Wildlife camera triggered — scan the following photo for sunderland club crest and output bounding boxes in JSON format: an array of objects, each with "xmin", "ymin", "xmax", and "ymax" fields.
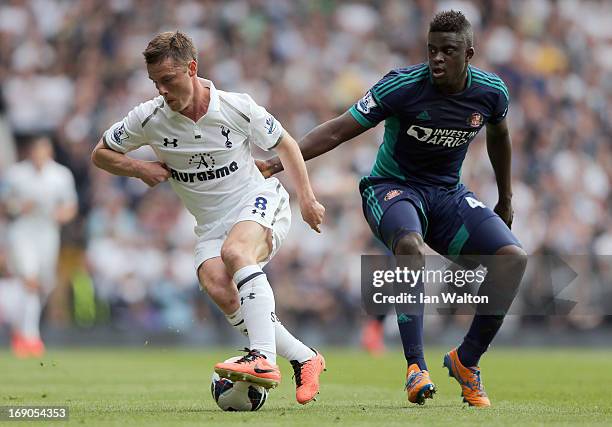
[{"xmin": 467, "ymin": 112, "xmax": 483, "ymax": 128}]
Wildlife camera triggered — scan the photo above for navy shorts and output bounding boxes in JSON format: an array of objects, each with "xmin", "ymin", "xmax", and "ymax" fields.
[{"xmin": 359, "ymin": 176, "xmax": 521, "ymax": 256}]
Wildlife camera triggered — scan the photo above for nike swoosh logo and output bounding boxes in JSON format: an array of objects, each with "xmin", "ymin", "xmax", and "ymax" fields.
[{"xmin": 254, "ymin": 365, "xmax": 275, "ymax": 374}]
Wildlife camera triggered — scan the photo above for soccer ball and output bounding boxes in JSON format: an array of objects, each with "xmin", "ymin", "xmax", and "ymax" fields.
[{"xmin": 211, "ymin": 372, "xmax": 268, "ymax": 411}]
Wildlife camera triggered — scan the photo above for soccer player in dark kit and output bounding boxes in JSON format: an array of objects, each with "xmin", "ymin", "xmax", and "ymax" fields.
[{"xmin": 259, "ymin": 10, "xmax": 527, "ymax": 407}]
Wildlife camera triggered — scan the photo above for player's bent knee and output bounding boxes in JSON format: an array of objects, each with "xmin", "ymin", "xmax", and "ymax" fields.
[
  {"xmin": 394, "ymin": 232, "xmax": 426, "ymax": 257},
  {"xmin": 493, "ymin": 245, "xmax": 528, "ymax": 272},
  {"xmin": 220, "ymin": 240, "xmax": 255, "ymax": 269},
  {"xmin": 495, "ymin": 244, "xmax": 527, "ymax": 261},
  {"xmin": 220, "ymin": 243, "xmax": 240, "ymax": 267},
  {"xmin": 495, "ymin": 244, "xmax": 526, "ymax": 256}
]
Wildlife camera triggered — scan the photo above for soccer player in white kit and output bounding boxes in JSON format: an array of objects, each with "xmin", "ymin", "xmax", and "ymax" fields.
[
  {"xmin": 92, "ymin": 31, "xmax": 326, "ymax": 404},
  {"xmin": 1, "ymin": 136, "xmax": 78, "ymax": 357}
]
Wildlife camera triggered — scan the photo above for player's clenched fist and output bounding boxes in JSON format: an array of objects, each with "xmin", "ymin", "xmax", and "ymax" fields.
[
  {"xmin": 299, "ymin": 198, "xmax": 325, "ymax": 233},
  {"xmin": 494, "ymin": 200, "xmax": 514, "ymax": 229},
  {"xmin": 254, "ymin": 159, "xmax": 273, "ymax": 178},
  {"xmin": 136, "ymin": 161, "xmax": 171, "ymax": 187}
]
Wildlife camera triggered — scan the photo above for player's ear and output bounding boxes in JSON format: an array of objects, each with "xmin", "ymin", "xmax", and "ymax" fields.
[
  {"xmin": 188, "ymin": 60, "xmax": 197, "ymax": 77},
  {"xmin": 465, "ymin": 47, "xmax": 475, "ymax": 62}
]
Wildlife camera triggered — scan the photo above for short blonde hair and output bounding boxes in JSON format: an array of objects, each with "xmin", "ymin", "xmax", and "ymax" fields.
[{"xmin": 142, "ymin": 31, "xmax": 197, "ymax": 65}]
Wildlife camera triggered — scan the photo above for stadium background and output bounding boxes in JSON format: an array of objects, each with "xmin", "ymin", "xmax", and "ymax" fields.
[{"xmin": 0, "ymin": 0, "xmax": 610, "ymax": 349}]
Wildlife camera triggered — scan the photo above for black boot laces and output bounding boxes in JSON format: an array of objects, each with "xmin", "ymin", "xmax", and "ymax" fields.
[
  {"xmin": 235, "ymin": 348, "xmax": 264, "ymax": 364},
  {"xmin": 290, "ymin": 359, "xmax": 305, "ymax": 386}
]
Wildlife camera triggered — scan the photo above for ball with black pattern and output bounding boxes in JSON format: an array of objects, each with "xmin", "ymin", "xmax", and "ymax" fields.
[{"xmin": 211, "ymin": 370, "xmax": 268, "ymax": 411}]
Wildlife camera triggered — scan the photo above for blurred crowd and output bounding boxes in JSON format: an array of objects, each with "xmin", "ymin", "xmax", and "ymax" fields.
[{"xmin": 0, "ymin": 0, "xmax": 610, "ymax": 338}]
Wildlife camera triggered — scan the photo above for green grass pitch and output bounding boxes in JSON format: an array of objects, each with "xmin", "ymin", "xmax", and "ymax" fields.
[{"xmin": 1, "ymin": 347, "xmax": 611, "ymax": 426}]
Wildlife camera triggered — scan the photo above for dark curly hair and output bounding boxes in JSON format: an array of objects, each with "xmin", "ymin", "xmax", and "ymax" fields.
[{"xmin": 429, "ymin": 10, "xmax": 473, "ymax": 47}]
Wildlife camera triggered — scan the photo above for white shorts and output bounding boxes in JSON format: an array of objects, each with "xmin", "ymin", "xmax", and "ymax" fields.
[
  {"xmin": 194, "ymin": 178, "xmax": 291, "ymax": 271},
  {"xmin": 6, "ymin": 224, "xmax": 60, "ymax": 292}
]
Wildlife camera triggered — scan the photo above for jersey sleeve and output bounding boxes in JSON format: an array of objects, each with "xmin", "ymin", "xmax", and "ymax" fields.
[
  {"xmin": 348, "ymin": 70, "xmax": 404, "ymax": 128},
  {"xmin": 489, "ymin": 84, "xmax": 510, "ymax": 125},
  {"xmin": 247, "ymin": 95, "xmax": 285, "ymax": 151},
  {"xmin": 0, "ymin": 168, "xmax": 20, "ymax": 215},
  {"xmin": 103, "ymin": 106, "xmax": 148, "ymax": 153},
  {"xmin": 0, "ymin": 169, "xmax": 12, "ymax": 200},
  {"xmin": 58, "ymin": 167, "xmax": 78, "ymax": 206}
]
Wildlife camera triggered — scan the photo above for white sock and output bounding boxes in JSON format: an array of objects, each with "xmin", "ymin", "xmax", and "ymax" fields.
[
  {"xmin": 20, "ymin": 290, "xmax": 41, "ymax": 339},
  {"xmin": 225, "ymin": 308, "xmax": 248, "ymax": 337},
  {"xmin": 0, "ymin": 279, "xmax": 22, "ymax": 328},
  {"xmin": 225, "ymin": 307, "xmax": 315, "ymax": 363},
  {"xmin": 234, "ymin": 265, "xmax": 277, "ymax": 364}
]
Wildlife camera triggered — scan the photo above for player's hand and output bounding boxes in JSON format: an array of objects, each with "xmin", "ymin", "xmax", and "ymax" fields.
[
  {"xmin": 255, "ymin": 158, "xmax": 281, "ymax": 178},
  {"xmin": 54, "ymin": 205, "xmax": 77, "ymax": 224},
  {"xmin": 136, "ymin": 161, "xmax": 171, "ymax": 187},
  {"xmin": 255, "ymin": 159, "xmax": 272, "ymax": 178},
  {"xmin": 20, "ymin": 200, "xmax": 37, "ymax": 214},
  {"xmin": 299, "ymin": 197, "xmax": 325, "ymax": 233},
  {"xmin": 494, "ymin": 200, "xmax": 514, "ymax": 229}
]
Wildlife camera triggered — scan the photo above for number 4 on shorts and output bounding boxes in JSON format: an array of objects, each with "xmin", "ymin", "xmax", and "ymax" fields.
[{"xmin": 466, "ymin": 196, "xmax": 485, "ymax": 209}]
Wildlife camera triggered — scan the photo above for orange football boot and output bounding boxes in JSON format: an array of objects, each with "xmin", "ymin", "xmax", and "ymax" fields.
[
  {"xmin": 11, "ymin": 333, "xmax": 30, "ymax": 359},
  {"xmin": 290, "ymin": 349, "xmax": 326, "ymax": 404},
  {"xmin": 27, "ymin": 337, "xmax": 46, "ymax": 358},
  {"xmin": 443, "ymin": 348, "xmax": 491, "ymax": 407},
  {"xmin": 214, "ymin": 348, "xmax": 281, "ymax": 389},
  {"xmin": 405, "ymin": 363, "xmax": 436, "ymax": 405}
]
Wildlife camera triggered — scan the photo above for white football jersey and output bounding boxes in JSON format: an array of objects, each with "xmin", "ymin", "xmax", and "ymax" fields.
[
  {"xmin": 103, "ymin": 79, "xmax": 285, "ymax": 236},
  {"xmin": 1, "ymin": 159, "xmax": 77, "ymax": 232}
]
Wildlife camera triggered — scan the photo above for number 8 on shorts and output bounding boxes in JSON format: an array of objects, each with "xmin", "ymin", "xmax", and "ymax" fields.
[{"xmin": 254, "ymin": 197, "xmax": 268, "ymax": 210}]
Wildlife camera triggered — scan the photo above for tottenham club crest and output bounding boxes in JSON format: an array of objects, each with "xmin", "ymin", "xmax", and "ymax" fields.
[
  {"xmin": 384, "ymin": 189, "xmax": 403, "ymax": 201},
  {"xmin": 220, "ymin": 125, "xmax": 232, "ymax": 148},
  {"xmin": 467, "ymin": 112, "xmax": 483, "ymax": 128},
  {"xmin": 357, "ymin": 91, "xmax": 377, "ymax": 114}
]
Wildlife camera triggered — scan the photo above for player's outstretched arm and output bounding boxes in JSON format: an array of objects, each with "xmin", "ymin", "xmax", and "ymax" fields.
[
  {"xmin": 486, "ymin": 118, "xmax": 514, "ymax": 228},
  {"xmin": 257, "ymin": 111, "xmax": 368, "ymax": 178},
  {"xmin": 91, "ymin": 139, "xmax": 170, "ymax": 187},
  {"xmin": 274, "ymin": 131, "xmax": 325, "ymax": 233}
]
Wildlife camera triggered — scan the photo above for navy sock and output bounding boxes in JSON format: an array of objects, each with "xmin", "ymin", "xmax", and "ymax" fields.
[
  {"xmin": 397, "ymin": 313, "xmax": 427, "ymax": 371},
  {"xmin": 457, "ymin": 314, "xmax": 505, "ymax": 367}
]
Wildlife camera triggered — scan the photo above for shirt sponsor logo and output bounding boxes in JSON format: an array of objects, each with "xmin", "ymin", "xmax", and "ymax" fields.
[
  {"xmin": 384, "ymin": 189, "xmax": 403, "ymax": 201},
  {"xmin": 169, "ymin": 161, "xmax": 239, "ymax": 183},
  {"xmin": 407, "ymin": 125, "xmax": 433, "ymax": 141},
  {"xmin": 188, "ymin": 153, "xmax": 216, "ymax": 170},
  {"xmin": 356, "ymin": 91, "xmax": 377, "ymax": 114},
  {"xmin": 407, "ymin": 125, "xmax": 478, "ymax": 148}
]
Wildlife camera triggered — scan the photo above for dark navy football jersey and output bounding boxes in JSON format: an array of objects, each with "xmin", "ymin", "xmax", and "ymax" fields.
[{"xmin": 349, "ymin": 63, "xmax": 509, "ymax": 187}]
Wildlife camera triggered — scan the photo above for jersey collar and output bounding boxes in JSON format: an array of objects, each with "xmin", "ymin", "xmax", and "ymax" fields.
[{"xmin": 200, "ymin": 78, "xmax": 220, "ymax": 112}]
